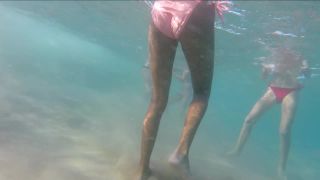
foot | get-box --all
[135,167,152,180]
[168,150,192,180]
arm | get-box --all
[261,63,274,80]
[301,60,311,78]
[143,61,150,69]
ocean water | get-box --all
[0,1,319,180]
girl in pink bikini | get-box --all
[227,47,310,180]
[136,1,230,180]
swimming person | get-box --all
[136,1,231,180]
[227,47,310,180]
[142,60,152,95]
[143,61,192,105]
[174,68,193,109]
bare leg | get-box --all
[278,91,298,180]
[136,23,178,180]
[228,88,276,156]
[168,3,214,179]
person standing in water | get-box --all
[227,47,310,180]
[136,1,231,180]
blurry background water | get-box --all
[0,1,319,180]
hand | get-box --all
[216,1,233,16]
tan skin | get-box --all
[136,3,214,180]
[228,48,309,180]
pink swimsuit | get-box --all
[151,0,231,39]
[269,85,302,103]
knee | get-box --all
[193,88,211,99]
[244,117,255,128]
[150,97,168,114]
[143,99,168,126]
[279,126,291,137]
[189,95,209,112]
[192,93,210,106]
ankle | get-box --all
[176,146,189,156]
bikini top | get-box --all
[266,63,309,86]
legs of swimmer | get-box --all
[136,23,178,180]
[227,88,276,156]
[168,4,214,179]
[278,91,298,179]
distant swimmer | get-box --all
[227,47,310,180]
[173,68,192,110]
[143,62,192,106]
[142,60,152,95]
[136,1,231,180]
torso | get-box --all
[268,48,303,88]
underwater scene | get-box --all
[0,1,319,180]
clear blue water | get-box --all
[0,1,319,180]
